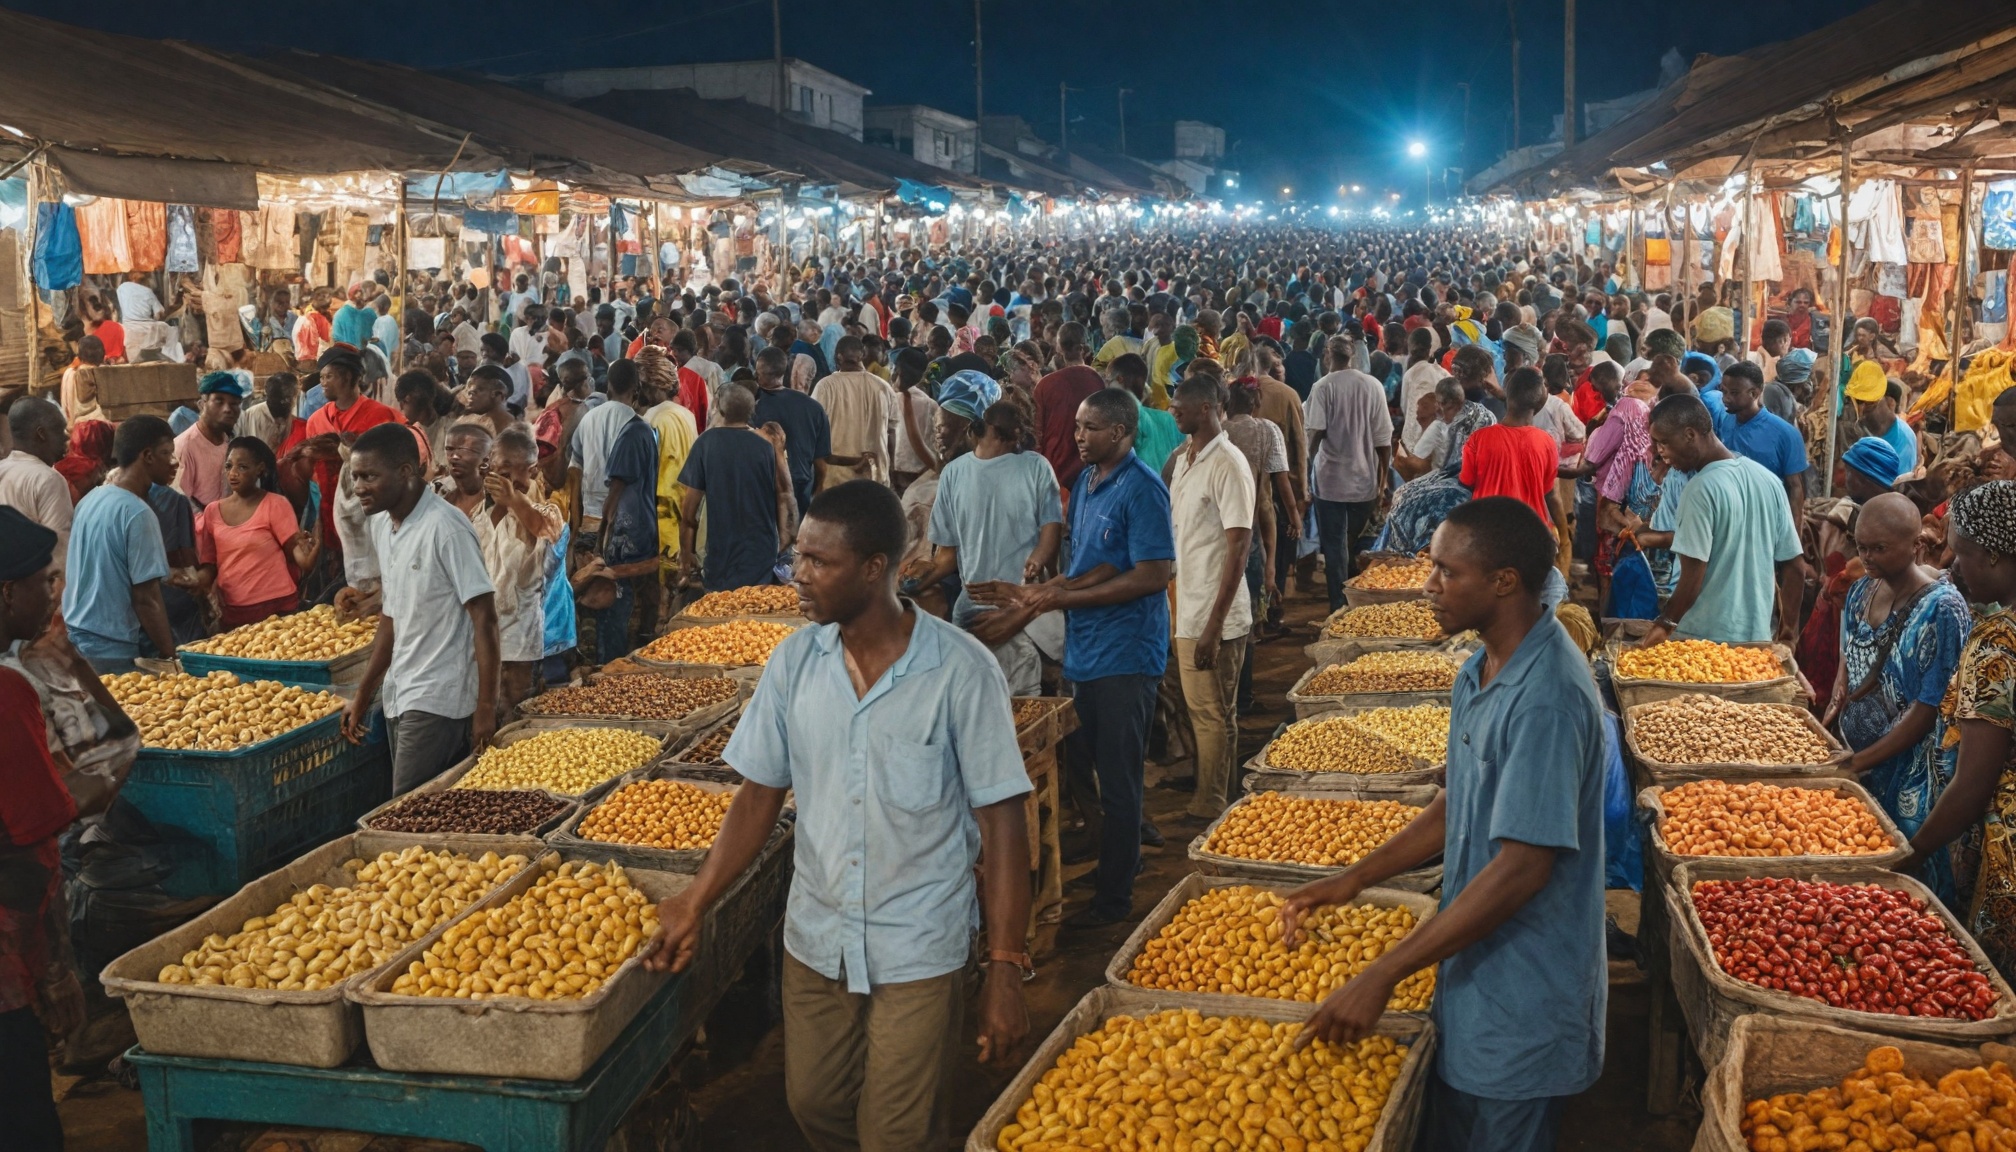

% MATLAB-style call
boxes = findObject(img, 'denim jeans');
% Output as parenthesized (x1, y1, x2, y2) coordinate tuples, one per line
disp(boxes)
(1063, 673, 1159, 919)
(593, 575, 638, 665)
(1313, 498, 1377, 611)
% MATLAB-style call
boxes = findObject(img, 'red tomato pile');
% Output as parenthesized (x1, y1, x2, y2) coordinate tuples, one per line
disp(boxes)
(1693, 877, 1999, 1020)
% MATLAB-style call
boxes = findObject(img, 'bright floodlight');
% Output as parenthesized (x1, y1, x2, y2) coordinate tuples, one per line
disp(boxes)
(1281, 187, 1292, 196)
(1351, 184, 1362, 194)
(1407, 141, 1427, 158)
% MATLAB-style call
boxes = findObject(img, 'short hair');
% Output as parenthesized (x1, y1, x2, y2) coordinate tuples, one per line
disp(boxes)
(394, 370, 438, 405)
(1433, 377, 1465, 405)
(893, 346, 928, 380)
(479, 332, 508, 357)
(805, 479, 907, 565)
(78, 335, 106, 363)
(265, 370, 298, 398)
(1722, 361, 1764, 390)
(352, 422, 420, 468)
(1451, 345, 1494, 383)
(494, 425, 538, 462)
(1762, 319, 1791, 341)
(754, 345, 790, 375)
(1173, 376, 1224, 408)
(607, 358, 639, 398)
(1504, 367, 1547, 415)
(7, 396, 63, 443)
(1082, 387, 1138, 435)
(1650, 393, 1715, 436)
(716, 381, 757, 424)
(1110, 352, 1148, 380)
(446, 421, 494, 447)
(114, 415, 174, 468)
(1056, 322, 1088, 354)
(468, 364, 511, 392)
(670, 329, 699, 355)
(833, 335, 865, 362)
(1444, 497, 1555, 593)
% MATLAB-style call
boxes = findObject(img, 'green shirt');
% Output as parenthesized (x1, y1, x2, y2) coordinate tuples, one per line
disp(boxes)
(1131, 400, 1184, 474)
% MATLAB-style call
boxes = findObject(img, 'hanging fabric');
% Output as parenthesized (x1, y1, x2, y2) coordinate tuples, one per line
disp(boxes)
(32, 202, 82, 290)
(165, 205, 199, 273)
(202, 263, 248, 352)
(212, 209, 241, 264)
(124, 200, 166, 272)
(74, 196, 132, 275)
(250, 205, 297, 271)
(1847, 180, 1908, 265)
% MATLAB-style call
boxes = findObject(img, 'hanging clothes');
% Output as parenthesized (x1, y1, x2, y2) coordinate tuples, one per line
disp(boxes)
(334, 214, 368, 289)
(202, 263, 249, 352)
(213, 209, 241, 264)
(124, 200, 166, 272)
(74, 196, 132, 275)
(249, 205, 297, 271)
(165, 205, 199, 273)
(32, 203, 81, 290)
(1847, 179, 1909, 266)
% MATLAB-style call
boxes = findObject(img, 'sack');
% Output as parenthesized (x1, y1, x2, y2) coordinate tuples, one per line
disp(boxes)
(1606, 549, 1660, 621)
(1602, 711, 1642, 891)
(1644, 237, 1671, 265)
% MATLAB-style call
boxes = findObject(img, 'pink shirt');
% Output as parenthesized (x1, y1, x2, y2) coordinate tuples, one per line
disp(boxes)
(174, 423, 230, 509)
(195, 493, 299, 607)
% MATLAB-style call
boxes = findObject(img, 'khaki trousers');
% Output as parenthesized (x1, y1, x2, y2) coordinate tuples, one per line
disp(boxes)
(781, 953, 965, 1152)
(1177, 633, 1248, 819)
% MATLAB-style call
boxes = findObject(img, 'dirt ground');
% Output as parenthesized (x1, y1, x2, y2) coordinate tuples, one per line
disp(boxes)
(58, 588, 1703, 1151)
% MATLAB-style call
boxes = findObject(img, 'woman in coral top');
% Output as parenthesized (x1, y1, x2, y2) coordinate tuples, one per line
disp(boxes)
(194, 437, 319, 627)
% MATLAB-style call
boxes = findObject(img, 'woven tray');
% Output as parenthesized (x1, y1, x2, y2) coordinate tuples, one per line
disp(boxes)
(428, 717, 682, 800)
(1188, 785, 1444, 892)
(513, 670, 746, 730)
(1243, 716, 1444, 794)
(1620, 696, 1847, 787)
(1606, 638, 1803, 710)
(627, 618, 800, 681)
(1285, 664, 1454, 721)
(1635, 775, 1908, 890)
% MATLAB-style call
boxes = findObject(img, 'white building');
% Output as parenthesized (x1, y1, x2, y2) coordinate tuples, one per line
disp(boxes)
(534, 59, 870, 140)
(863, 104, 978, 174)
(1171, 120, 1225, 162)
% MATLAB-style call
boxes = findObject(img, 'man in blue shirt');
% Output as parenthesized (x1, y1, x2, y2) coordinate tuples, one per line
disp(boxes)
(972, 388, 1174, 928)
(749, 345, 832, 515)
(64, 416, 178, 673)
(677, 382, 796, 593)
(645, 481, 1030, 1152)
(1718, 361, 1807, 528)
(1282, 497, 1607, 1152)
(1848, 371, 1919, 478)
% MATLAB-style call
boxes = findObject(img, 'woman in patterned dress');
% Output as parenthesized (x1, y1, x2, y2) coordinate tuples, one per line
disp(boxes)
(1899, 481, 2016, 976)
(1824, 494, 1971, 906)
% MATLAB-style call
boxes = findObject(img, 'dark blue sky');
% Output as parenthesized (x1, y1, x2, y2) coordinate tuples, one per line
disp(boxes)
(13, 0, 1878, 196)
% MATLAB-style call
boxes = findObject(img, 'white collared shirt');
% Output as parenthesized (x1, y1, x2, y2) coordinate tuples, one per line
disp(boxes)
(1168, 431, 1256, 641)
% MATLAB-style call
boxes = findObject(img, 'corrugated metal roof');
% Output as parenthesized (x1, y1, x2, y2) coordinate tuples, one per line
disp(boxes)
(0, 8, 497, 175)
(241, 52, 729, 198)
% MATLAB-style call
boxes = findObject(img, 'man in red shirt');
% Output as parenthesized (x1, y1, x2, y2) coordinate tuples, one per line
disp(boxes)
(1558, 320, 1607, 425)
(1460, 367, 1566, 538)
(668, 328, 712, 431)
(290, 345, 403, 555)
(1033, 323, 1106, 491)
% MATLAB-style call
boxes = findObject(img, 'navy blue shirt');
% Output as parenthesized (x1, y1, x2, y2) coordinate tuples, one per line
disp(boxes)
(1720, 407, 1808, 482)
(1062, 454, 1174, 682)
(677, 426, 781, 591)
(752, 386, 832, 515)
(602, 419, 660, 566)
(1435, 614, 1607, 1100)
(790, 339, 830, 380)
(1283, 349, 1320, 399)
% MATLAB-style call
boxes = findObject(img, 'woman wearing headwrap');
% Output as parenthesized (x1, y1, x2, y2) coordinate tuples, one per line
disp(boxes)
(0, 506, 95, 1151)
(893, 369, 1000, 610)
(53, 420, 115, 506)
(1820, 493, 1971, 907)
(1897, 481, 2016, 974)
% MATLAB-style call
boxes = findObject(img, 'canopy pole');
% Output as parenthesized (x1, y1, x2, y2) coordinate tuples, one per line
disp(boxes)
(1948, 162, 1976, 396)
(21, 154, 41, 398)
(1821, 118, 1854, 498)
(1739, 175, 1757, 356)
(392, 196, 407, 374)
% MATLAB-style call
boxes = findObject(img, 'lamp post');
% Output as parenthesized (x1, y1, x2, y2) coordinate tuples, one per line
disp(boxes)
(1408, 140, 1429, 204)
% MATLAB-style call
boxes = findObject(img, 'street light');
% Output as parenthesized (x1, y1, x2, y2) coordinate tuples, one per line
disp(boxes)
(1350, 184, 1362, 194)
(1406, 140, 1430, 203)
(1406, 140, 1427, 159)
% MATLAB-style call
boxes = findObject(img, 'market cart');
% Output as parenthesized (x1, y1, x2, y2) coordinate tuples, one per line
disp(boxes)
(1014, 696, 1076, 961)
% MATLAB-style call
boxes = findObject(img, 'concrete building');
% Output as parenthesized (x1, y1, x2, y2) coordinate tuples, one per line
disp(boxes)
(533, 59, 870, 140)
(863, 104, 978, 174)
(1171, 120, 1225, 162)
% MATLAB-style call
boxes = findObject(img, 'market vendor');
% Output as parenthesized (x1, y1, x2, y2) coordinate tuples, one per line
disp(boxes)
(1897, 481, 2016, 973)
(1639, 394, 1806, 647)
(645, 480, 1031, 1152)
(1822, 492, 1970, 904)
(1281, 497, 1606, 1152)
(0, 507, 87, 1152)
(342, 424, 500, 792)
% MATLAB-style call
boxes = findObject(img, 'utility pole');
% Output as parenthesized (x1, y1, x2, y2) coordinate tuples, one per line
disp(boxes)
(1506, 0, 1521, 149)
(973, 0, 983, 125)
(1562, 0, 1576, 147)
(772, 0, 784, 115)
(1059, 82, 1069, 154)
(1457, 81, 1471, 181)
(1118, 88, 1132, 154)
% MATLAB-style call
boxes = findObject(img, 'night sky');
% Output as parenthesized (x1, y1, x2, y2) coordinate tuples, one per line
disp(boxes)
(15, 0, 1879, 199)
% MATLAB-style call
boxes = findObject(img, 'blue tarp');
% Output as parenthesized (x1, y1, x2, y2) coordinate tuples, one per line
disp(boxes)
(404, 170, 511, 205)
(460, 210, 518, 237)
(896, 178, 951, 214)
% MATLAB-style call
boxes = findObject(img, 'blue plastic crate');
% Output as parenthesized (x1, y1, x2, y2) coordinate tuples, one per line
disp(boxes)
(120, 714, 394, 897)
(176, 647, 368, 687)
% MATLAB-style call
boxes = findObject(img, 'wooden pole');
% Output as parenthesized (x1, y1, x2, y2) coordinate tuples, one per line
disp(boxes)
(392, 197, 407, 373)
(1821, 121, 1854, 498)
(1945, 163, 1975, 413)
(1562, 0, 1576, 148)
(22, 155, 40, 397)
(1507, 0, 1521, 150)
(1739, 175, 1756, 356)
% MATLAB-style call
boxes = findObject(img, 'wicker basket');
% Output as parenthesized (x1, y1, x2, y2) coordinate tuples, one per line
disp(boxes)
(1666, 859, 2016, 1067)
(1606, 638, 1803, 710)
(628, 618, 799, 681)
(1189, 785, 1444, 892)
(513, 670, 746, 731)
(426, 717, 682, 800)
(964, 986, 1435, 1152)
(1635, 775, 1907, 890)
(1620, 696, 1847, 787)
(1242, 716, 1445, 794)
(1285, 664, 1454, 721)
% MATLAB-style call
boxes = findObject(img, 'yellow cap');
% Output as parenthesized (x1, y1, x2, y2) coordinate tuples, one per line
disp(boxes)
(1845, 359, 1889, 403)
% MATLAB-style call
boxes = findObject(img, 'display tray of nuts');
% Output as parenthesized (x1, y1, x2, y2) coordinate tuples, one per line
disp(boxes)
(1108, 875, 1438, 1013)
(103, 670, 347, 754)
(1608, 638, 1802, 710)
(1637, 777, 1908, 885)
(633, 619, 799, 676)
(518, 674, 741, 726)
(1622, 694, 1846, 782)
(179, 603, 376, 663)
(1251, 707, 1450, 784)
(676, 584, 804, 620)
(1190, 787, 1443, 892)
(360, 787, 575, 839)
(438, 720, 674, 799)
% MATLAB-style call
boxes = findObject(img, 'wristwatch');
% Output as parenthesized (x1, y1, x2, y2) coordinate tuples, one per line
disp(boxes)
(1653, 615, 1680, 632)
(985, 948, 1035, 979)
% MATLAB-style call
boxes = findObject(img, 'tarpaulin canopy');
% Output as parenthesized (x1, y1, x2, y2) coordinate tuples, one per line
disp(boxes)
(0, 8, 500, 193)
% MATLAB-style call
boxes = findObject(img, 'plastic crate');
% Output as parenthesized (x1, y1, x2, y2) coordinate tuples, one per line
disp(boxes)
(175, 646, 369, 687)
(120, 713, 394, 897)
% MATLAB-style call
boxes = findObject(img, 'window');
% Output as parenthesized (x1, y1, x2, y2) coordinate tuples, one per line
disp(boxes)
(798, 85, 813, 114)
(933, 130, 951, 159)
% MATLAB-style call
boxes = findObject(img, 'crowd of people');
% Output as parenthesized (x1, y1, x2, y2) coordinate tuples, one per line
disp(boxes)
(5, 217, 2016, 1152)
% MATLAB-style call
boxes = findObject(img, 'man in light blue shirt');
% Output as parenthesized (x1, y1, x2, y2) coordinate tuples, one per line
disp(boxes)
(64, 416, 177, 673)
(1644, 394, 1806, 645)
(1718, 361, 1807, 529)
(646, 481, 1031, 1152)
(1283, 497, 1606, 1151)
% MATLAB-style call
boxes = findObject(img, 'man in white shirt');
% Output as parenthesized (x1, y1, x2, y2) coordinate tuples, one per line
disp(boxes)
(570, 358, 643, 526)
(811, 336, 895, 486)
(0, 398, 74, 561)
(342, 423, 500, 792)
(1168, 377, 1256, 821)
(1303, 336, 1393, 610)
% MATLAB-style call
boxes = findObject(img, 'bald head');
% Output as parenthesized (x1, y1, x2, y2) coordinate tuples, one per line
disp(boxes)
(1855, 492, 1924, 579)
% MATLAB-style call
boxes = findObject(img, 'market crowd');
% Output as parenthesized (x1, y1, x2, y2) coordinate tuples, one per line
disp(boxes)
(4, 218, 2016, 1152)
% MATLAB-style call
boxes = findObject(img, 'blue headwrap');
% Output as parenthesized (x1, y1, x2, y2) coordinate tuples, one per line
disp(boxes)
(1681, 351, 1723, 393)
(819, 323, 844, 370)
(937, 370, 1001, 422)
(1842, 436, 1902, 488)
(1775, 348, 1816, 386)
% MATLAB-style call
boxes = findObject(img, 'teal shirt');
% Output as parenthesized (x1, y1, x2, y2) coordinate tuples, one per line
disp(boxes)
(1670, 456, 1803, 643)
(1130, 399, 1183, 473)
